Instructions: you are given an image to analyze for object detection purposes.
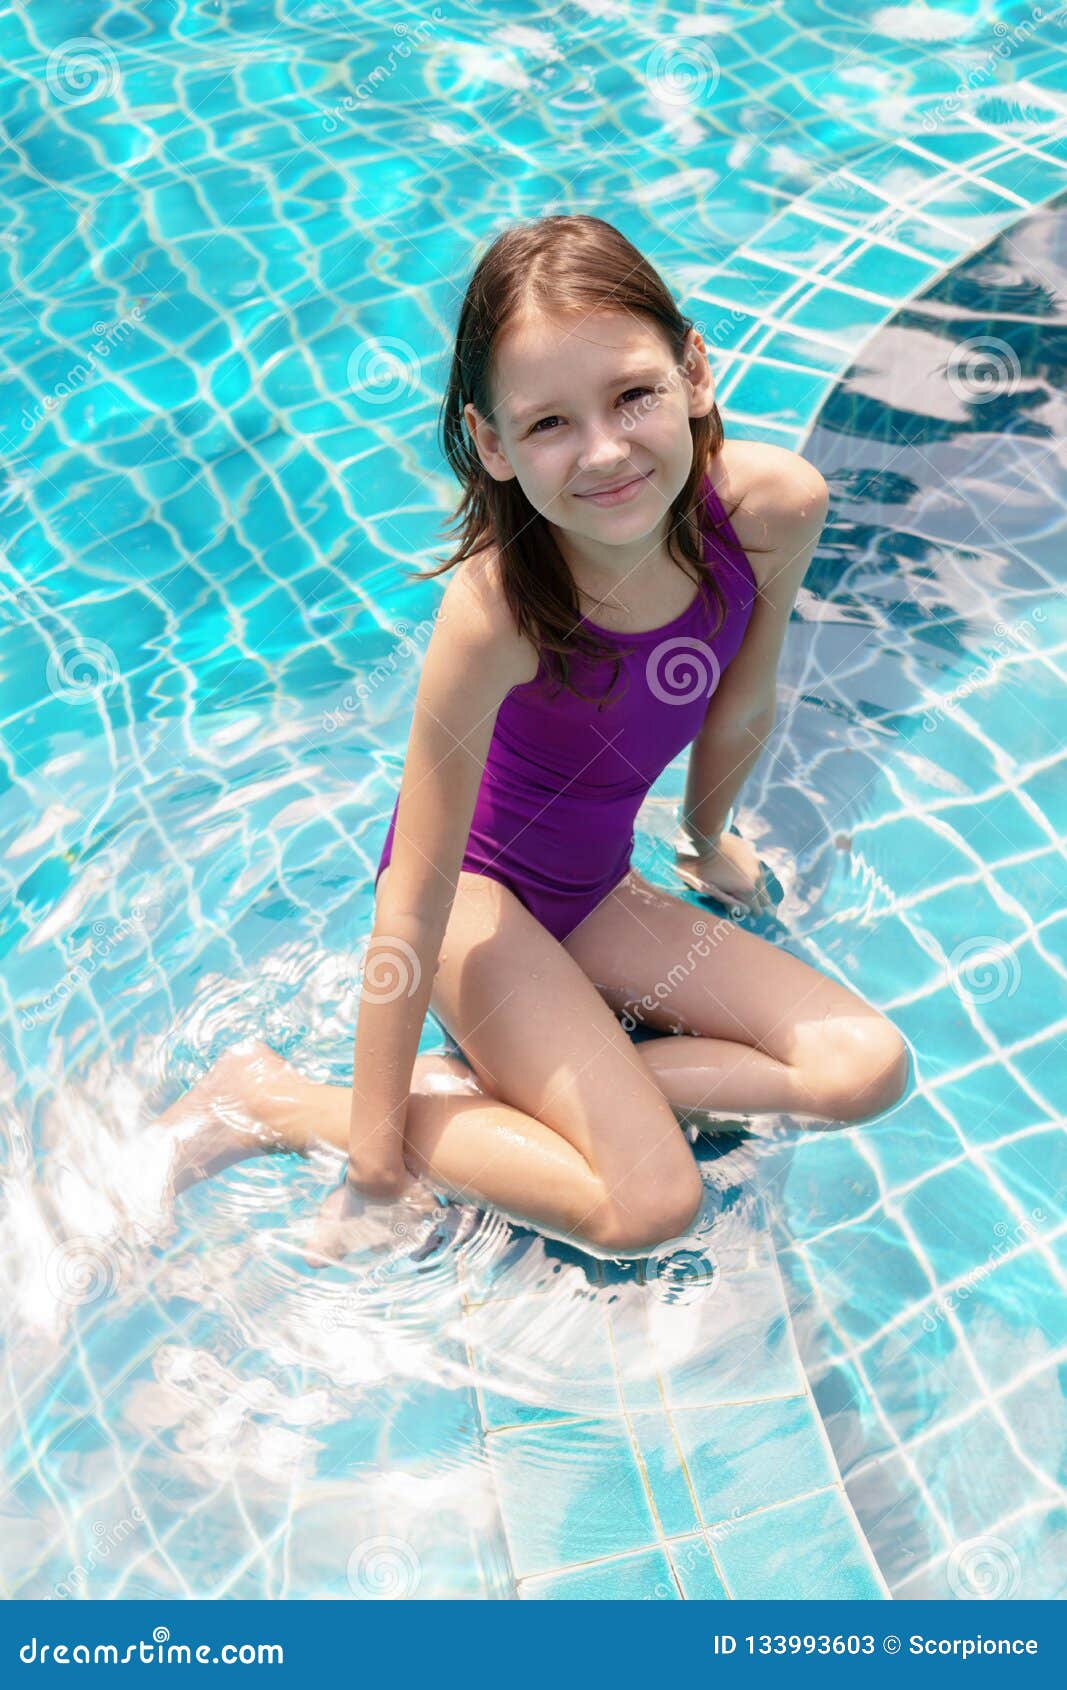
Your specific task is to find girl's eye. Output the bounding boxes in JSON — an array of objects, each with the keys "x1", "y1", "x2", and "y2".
[{"x1": 528, "y1": 388, "x2": 654, "y2": 435}]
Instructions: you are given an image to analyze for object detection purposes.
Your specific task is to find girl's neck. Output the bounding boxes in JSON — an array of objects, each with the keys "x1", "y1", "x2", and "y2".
[{"x1": 551, "y1": 519, "x2": 674, "y2": 612}]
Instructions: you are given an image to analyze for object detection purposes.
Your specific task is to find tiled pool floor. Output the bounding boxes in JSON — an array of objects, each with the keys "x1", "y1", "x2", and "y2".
[{"x1": 2, "y1": 0, "x2": 1064, "y2": 1599}]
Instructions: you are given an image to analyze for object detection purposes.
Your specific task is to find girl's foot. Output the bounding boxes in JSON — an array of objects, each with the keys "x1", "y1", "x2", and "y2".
[{"x1": 156, "y1": 1038, "x2": 307, "y2": 1196}]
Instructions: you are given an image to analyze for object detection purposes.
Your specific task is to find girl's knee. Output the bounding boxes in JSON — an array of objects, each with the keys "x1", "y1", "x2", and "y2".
[
  {"x1": 804, "y1": 1014, "x2": 911, "y2": 1125},
  {"x1": 588, "y1": 1165, "x2": 704, "y2": 1255}
]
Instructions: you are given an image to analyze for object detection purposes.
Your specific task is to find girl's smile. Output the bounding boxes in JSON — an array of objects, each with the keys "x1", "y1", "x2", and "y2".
[{"x1": 573, "y1": 469, "x2": 654, "y2": 506}]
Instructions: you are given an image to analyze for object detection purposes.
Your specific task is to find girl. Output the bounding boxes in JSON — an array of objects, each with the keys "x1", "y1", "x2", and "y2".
[{"x1": 160, "y1": 214, "x2": 910, "y2": 1264}]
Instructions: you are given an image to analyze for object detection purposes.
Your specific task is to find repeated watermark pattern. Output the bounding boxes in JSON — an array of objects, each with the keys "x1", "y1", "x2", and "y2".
[
  {"x1": 323, "y1": 613, "x2": 438, "y2": 731},
  {"x1": 345, "y1": 1534, "x2": 421, "y2": 1598},
  {"x1": 18, "y1": 309, "x2": 144, "y2": 434},
  {"x1": 645, "y1": 39, "x2": 721, "y2": 107},
  {"x1": 19, "y1": 1626, "x2": 283, "y2": 1664},
  {"x1": 945, "y1": 334, "x2": 1022, "y2": 406},
  {"x1": 646, "y1": 635, "x2": 721, "y2": 706},
  {"x1": 921, "y1": 8, "x2": 1051, "y2": 132},
  {"x1": 947, "y1": 936, "x2": 1022, "y2": 1006},
  {"x1": 617, "y1": 913, "x2": 734, "y2": 1033},
  {"x1": 45, "y1": 637, "x2": 120, "y2": 702},
  {"x1": 946, "y1": 1534, "x2": 1021, "y2": 1599},
  {"x1": 643, "y1": 1238, "x2": 720, "y2": 1304},
  {"x1": 52, "y1": 1507, "x2": 146, "y2": 1599},
  {"x1": 357, "y1": 933, "x2": 422, "y2": 1003},
  {"x1": 921, "y1": 1208, "x2": 1045, "y2": 1333},
  {"x1": 920, "y1": 606, "x2": 1046, "y2": 733},
  {"x1": 45, "y1": 38, "x2": 120, "y2": 104},
  {"x1": 321, "y1": 12, "x2": 444, "y2": 131},
  {"x1": 21, "y1": 901, "x2": 157, "y2": 1030},
  {"x1": 345, "y1": 334, "x2": 422, "y2": 405}
]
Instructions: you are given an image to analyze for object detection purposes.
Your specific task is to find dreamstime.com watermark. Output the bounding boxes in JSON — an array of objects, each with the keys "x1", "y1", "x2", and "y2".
[
  {"x1": 921, "y1": 8, "x2": 1052, "y2": 132},
  {"x1": 921, "y1": 1208, "x2": 1046, "y2": 1333},
  {"x1": 645, "y1": 634, "x2": 721, "y2": 706},
  {"x1": 21, "y1": 902, "x2": 157, "y2": 1030},
  {"x1": 947, "y1": 935, "x2": 1022, "y2": 1006},
  {"x1": 945, "y1": 334, "x2": 1022, "y2": 405},
  {"x1": 620, "y1": 310, "x2": 753, "y2": 434},
  {"x1": 357, "y1": 933, "x2": 423, "y2": 1003},
  {"x1": 43, "y1": 1222, "x2": 158, "y2": 1310},
  {"x1": 18, "y1": 310, "x2": 144, "y2": 434},
  {"x1": 618, "y1": 912, "x2": 733, "y2": 1032},
  {"x1": 946, "y1": 1535, "x2": 1021, "y2": 1599},
  {"x1": 316, "y1": 1205, "x2": 442, "y2": 1325},
  {"x1": 19, "y1": 1627, "x2": 283, "y2": 1664},
  {"x1": 45, "y1": 37, "x2": 120, "y2": 104},
  {"x1": 921, "y1": 607, "x2": 1046, "y2": 733},
  {"x1": 321, "y1": 13, "x2": 444, "y2": 131},
  {"x1": 53, "y1": 1507, "x2": 147, "y2": 1599},
  {"x1": 346, "y1": 1535, "x2": 421, "y2": 1598},
  {"x1": 323, "y1": 613, "x2": 438, "y2": 730},
  {"x1": 645, "y1": 37, "x2": 721, "y2": 106},
  {"x1": 45, "y1": 636, "x2": 121, "y2": 701}
]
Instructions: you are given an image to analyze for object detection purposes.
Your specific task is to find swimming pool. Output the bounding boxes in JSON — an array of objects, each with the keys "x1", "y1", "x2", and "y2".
[{"x1": 1, "y1": 0, "x2": 1063, "y2": 1599}]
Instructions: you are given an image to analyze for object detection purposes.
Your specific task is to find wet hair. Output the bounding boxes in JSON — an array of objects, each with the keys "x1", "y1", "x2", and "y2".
[{"x1": 410, "y1": 213, "x2": 749, "y2": 706}]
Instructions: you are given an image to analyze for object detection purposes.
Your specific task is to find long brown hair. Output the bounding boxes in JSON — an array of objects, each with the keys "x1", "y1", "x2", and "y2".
[{"x1": 408, "y1": 213, "x2": 747, "y2": 707}]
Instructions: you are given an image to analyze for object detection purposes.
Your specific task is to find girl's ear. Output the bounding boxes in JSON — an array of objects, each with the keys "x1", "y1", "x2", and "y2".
[
  {"x1": 683, "y1": 328, "x2": 716, "y2": 419},
  {"x1": 463, "y1": 400, "x2": 517, "y2": 483}
]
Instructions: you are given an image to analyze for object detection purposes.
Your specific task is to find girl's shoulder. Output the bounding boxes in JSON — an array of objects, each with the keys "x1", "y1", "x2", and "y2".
[
  {"x1": 448, "y1": 549, "x2": 540, "y2": 687},
  {"x1": 709, "y1": 441, "x2": 829, "y2": 592}
]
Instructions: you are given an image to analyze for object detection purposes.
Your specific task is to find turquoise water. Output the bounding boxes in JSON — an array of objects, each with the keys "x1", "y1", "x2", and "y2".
[{"x1": 0, "y1": 0, "x2": 1064, "y2": 1599}]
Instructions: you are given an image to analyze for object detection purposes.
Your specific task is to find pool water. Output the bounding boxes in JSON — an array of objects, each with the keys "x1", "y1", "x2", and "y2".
[{"x1": 0, "y1": 0, "x2": 1064, "y2": 1599}]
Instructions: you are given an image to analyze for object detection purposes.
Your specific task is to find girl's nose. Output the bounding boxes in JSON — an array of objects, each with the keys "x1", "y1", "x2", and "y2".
[{"x1": 576, "y1": 432, "x2": 633, "y2": 472}]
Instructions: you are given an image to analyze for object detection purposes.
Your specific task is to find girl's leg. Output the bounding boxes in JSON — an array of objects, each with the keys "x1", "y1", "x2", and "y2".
[
  {"x1": 157, "y1": 1041, "x2": 618, "y2": 1247},
  {"x1": 562, "y1": 869, "x2": 911, "y2": 1127},
  {"x1": 160, "y1": 872, "x2": 727, "y2": 1257},
  {"x1": 155, "y1": 855, "x2": 912, "y2": 1266}
]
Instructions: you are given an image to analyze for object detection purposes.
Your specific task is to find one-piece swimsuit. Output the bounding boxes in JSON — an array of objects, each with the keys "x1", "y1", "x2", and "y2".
[{"x1": 374, "y1": 469, "x2": 758, "y2": 942}]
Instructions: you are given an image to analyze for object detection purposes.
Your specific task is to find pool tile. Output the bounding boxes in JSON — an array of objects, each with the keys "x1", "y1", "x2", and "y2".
[
  {"x1": 710, "y1": 1488, "x2": 888, "y2": 1600},
  {"x1": 996, "y1": 1375, "x2": 1067, "y2": 1522},
  {"x1": 830, "y1": 242, "x2": 938, "y2": 299},
  {"x1": 912, "y1": 1409, "x2": 1051, "y2": 1544},
  {"x1": 861, "y1": 1308, "x2": 977, "y2": 1445},
  {"x1": 648, "y1": 1269, "x2": 803, "y2": 1409},
  {"x1": 796, "y1": 1217, "x2": 932, "y2": 1347},
  {"x1": 760, "y1": 327, "x2": 854, "y2": 374},
  {"x1": 982, "y1": 152, "x2": 1067, "y2": 202},
  {"x1": 899, "y1": 1158, "x2": 1023, "y2": 1284},
  {"x1": 981, "y1": 1128, "x2": 1065, "y2": 1224},
  {"x1": 463, "y1": 1286, "x2": 623, "y2": 1423},
  {"x1": 748, "y1": 212, "x2": 852, "y2": 267},
  {"x1": 672, "y1": 1394, "x2": 840, "y2": 1525},
  {"x1": 950, "y1": 1244, "x2": 1065, "y2": 1380},
  {"x1": 725, "y1": 360, "x2": 834, "y2": 430},
  {"x1": 485, "y1": 1417, "x2": 657, "y2": 1580},
  {"x1": 787, "y1": 285, "x2": 889, "y2": 340},
  {"x1": 667, "y1": 1532, "x2": 730, "y2": 1600},
  {"x1": 625, "y1": 1410, "x2": 700, "y2": 1537},
  {"x1": 895, "y1": 1498, "x2": 1067, "y2": 1601},
  {"x1": 520, "y1": 1545, "x2": 678, "y2": 1600}
]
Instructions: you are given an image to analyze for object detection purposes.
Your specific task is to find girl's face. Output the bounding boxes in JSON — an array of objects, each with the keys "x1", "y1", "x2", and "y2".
[{"x1": 463, "y1": 307, "x2": 715, "y2": 558}]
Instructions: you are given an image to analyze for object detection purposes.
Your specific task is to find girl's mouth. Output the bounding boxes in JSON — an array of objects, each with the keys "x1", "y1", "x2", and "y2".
[{"x1": 574, "y1": 471, "x2": 651, "y2": 507}]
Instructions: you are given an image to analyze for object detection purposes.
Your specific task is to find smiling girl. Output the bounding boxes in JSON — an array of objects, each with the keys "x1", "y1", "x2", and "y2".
[{"x1": 160, "y1": 214, "x2": 910, "y2": 1262}]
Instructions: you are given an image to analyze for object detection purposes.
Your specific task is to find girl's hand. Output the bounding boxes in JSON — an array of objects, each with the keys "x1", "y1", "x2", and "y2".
[
  {"x1": 673, "y1": 829, "x2": 773, "y2": 916},
  {"x1": 302, "y1": 1161, "x2": 434, "y2": 1269}
]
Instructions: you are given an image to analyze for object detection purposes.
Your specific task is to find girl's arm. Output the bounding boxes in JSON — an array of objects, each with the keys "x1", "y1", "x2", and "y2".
[
  {"x1": 680, "y1": 449, "x2": 828, "y2": 857},
  {"x1": 349, "y1": 559, "x2": 532, "y2": 1193}
]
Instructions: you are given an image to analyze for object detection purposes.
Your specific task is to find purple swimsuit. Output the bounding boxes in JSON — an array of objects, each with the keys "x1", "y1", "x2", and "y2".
[{"x1": 375, "y1": 471, "x2": 757, "y2": 943}]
